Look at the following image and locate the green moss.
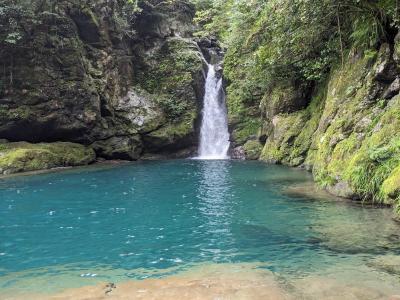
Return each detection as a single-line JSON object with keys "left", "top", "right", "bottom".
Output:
{"left": 0, "top": 142, "right": 96, "bottom": 175}
{"left": 0, "top": 105, "right": 33, "bottom": 120}
{"left": 260, "top": 82, "right": 326, "bottom": 167}
{"left": 310, "top": 55, "right": 373, "bottom": 186}
{"left": 260, "top": 83, "right": 300, "bottom": 117}
{"left": 243, "top": 140, "right": 263, "bottom": 160}
{"left": 147, "top": 112, "right": 196, "bottom": 141}
{"left": 310, "top": 60, "right": 400, "bottom": 203}
{"left": 260, "top": 111, "right": 307, "bottom": 165}
{"left": 137, "top": 37, "right": 203, "bottom": 121}
{"left": 258, "top": 48, "right": 400, "bottom": 213}
{"left": 382, "top": 166, "right": 400, "bottom": 200}
{"left": 231, "top": 116, "right": 261, "bottom": 145}
{"left": 328, "top": 135, "right": 360, "bottom": 176}
{"left": 290, "top": 86, "right": 326, "bottom": 163}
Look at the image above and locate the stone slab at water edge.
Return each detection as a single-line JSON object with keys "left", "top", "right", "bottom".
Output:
{"left": 0, "top": 142, "right": 96, "bottom": 175}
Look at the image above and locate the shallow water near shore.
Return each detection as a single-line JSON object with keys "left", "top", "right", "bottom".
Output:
{"left": 1, "top": 160, "right": 400, "bottom": 299}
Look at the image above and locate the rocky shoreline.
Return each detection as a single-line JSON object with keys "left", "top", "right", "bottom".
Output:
{"left": 3, "top": 263, "right": 400, "bottom": 300}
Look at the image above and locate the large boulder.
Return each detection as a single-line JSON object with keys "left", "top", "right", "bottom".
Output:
{"left": 0, "top": 141, "right": 95, "bottom": 175}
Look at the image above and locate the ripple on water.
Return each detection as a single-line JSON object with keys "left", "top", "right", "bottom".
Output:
{"left": 0, "top": 161, "right": 400, "bottom": 298}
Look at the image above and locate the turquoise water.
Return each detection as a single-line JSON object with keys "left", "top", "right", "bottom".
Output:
{"left": 1, "top": 160, "right": 400, "bottom": 295}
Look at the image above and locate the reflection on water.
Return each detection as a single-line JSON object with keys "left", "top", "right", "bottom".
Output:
{"left": 196, "top": 160, "right": 236, "bottom": 262}
{"left": 197, "top": 160, "right": 232, "bottom": 229}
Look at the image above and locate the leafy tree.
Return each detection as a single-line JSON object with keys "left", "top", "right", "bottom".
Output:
{"left": 191, "top": 0, "right": 399, "bottom": 115}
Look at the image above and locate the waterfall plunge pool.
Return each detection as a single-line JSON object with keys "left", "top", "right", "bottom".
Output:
{"left": 1, "top": 160, "right": 400, "bottom": 299}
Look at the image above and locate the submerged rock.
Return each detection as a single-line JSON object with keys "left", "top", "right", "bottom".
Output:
{"left": 368, "top": 255, "right": 400, "bottom": 276}
{"left": 15, "top": 263, "right": 289, "bottom": 300}
{"left": 326, "top": 181, "right": 359, "bottom": 200}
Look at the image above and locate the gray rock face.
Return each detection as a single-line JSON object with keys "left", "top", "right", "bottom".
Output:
{"left": 374, "top": 44, "right": 398, "bottom": 83}
{"left": 92, "top": 136, "right": 142, "bottom": 160}
{"left": 230, "top": 146, "right": 246, "bottom": 160}
{"left": 0, "top": 0, "right": 205, "bottom": 160}
{"left": 383, "top": 77, "right": 400, "bottom": 99}
{"left": 260, "top": 81, "right": 311, "bottom": 122}
{"left": 198, "top": 37, "right": 225, "bottom": 65}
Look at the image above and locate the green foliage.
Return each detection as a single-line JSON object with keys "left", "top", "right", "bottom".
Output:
{"left": 137, "top": 37, "right": 203, "bottom": 120}
{"left": 345, "top": 139, "right": 400, "bottom": 203}
{"left": 192, "top": 0, "right": 234, "bottom": 38}
{"left": 243, "top": 140, "right": 263, "bottom": 160}
{"left": 232, "top": 117, "right": 261, "bottom": 145}
{"left": 193, "top": 0, "right": 399, "bottom": 136}
{"left": 156, "top": 96, "right": 189, "bottom": 120}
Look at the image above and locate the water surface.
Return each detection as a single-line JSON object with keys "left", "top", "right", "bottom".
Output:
{"left": 0, "top": 160, "right": 399, "bottom": 298}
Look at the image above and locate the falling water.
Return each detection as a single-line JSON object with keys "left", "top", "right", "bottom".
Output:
{"left": 198, "top": 64, "right": 230, "bottom": 159}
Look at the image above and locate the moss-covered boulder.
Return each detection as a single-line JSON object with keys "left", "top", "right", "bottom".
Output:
{"left": 382, "top": 166, "right": 400, "bottom": 200}
{"left": 243, "top": 140, "right": 263, "bottom": 160}
{"left": 0, "top": 142, "right": 96, "bottom": 175}
{"left": 230, "top": 114, "right": 262, "bottom": 146}
{"left": 260, "top": 112, "right": 307, "bottom": 165}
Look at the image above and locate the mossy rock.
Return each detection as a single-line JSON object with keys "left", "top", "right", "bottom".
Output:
{"left": 230, "top": 113, "right": 261, "bottom": 145}
{"left": 143, "top": 112, "right": 197, "bottom": 152}
{"left": 308, "top": 53, "right": 400, "bottom": 206}
{"left": 260, "top": 82, "right": 309, "bottom": 119}
{"left": 257, "top": 46, "right": 400, "bottom": 214}
{"left": 137, "top": 37, "right": 204, "bottom": 121}
{"left": 243, "top": 140, "right": 263, "bottom": 160}
{"left": 382, "top": 166, "right": 400, "bottom": 200}
{"left": 260, "top": 111, "right": 308, "bottom": 166}
{"left": 0, "top": 142, "right": 96, "bottom": 175}
{"left": 260, "top": 83, "right": 326, "bottom": 167}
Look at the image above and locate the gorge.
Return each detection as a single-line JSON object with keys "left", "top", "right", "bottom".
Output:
{"left": 1, "top": 0, "right": 400, "bottom": 299}
{"left": 1, "top": 0, "right": 398, "bottom": 212}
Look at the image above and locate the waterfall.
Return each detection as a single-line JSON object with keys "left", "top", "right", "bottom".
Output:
{"left": 197, "top": 64, "right": 230, "bottom": 159}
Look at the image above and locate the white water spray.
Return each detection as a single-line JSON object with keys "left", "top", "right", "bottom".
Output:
{"left": 197, "top": 64, "right": 230, "bottom": 159}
